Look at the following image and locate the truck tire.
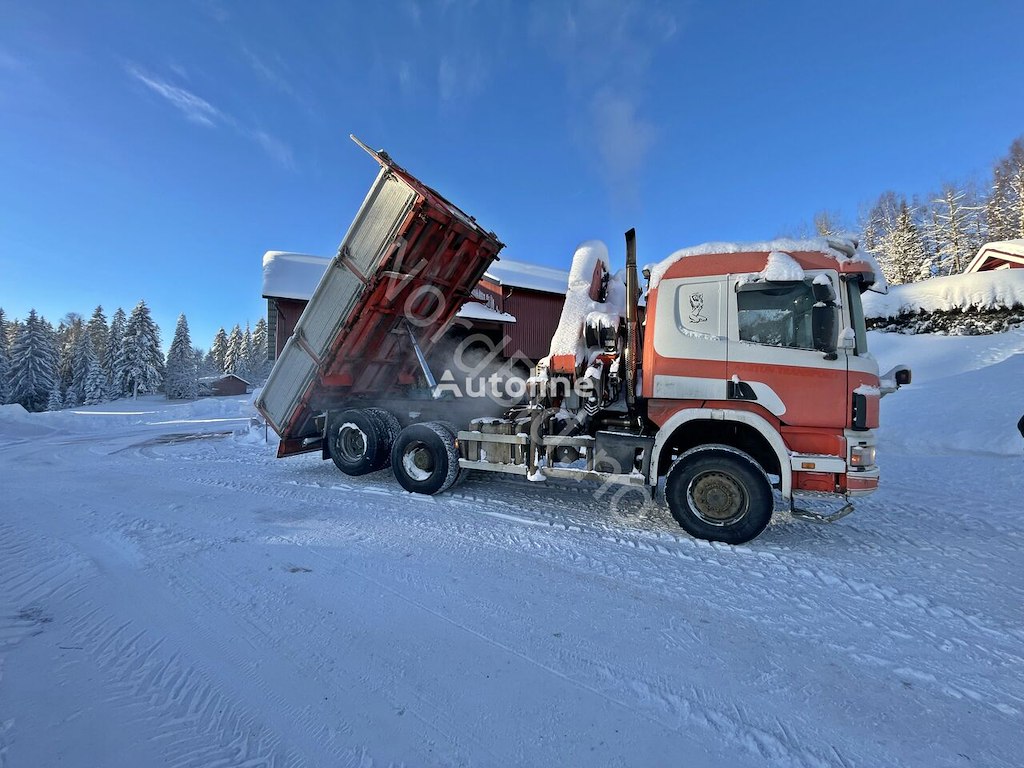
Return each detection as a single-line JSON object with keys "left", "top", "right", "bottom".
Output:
{"left": 434, "top": 420, "right": 466, "bottom": 488}
{"left": 365, "top": 407, "right": 402, "bottom": 469}
{"left": 326, "top": 409, "right": 387, "bottom": 476}
{"left": 390, "top": 422, "right": 460, "bottom": 495}
{"left": 665, "top": 446, "right": 773, "bottom": 544}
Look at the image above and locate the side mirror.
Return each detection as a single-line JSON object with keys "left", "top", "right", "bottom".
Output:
{"left": 880, "top": 365, "right": 912, "bottom": 396}
{"left": 811, "top": 305, "right": 838, "bottom": 357}
{"left": 812, "top": 278, "right": 836, "bottom": 304}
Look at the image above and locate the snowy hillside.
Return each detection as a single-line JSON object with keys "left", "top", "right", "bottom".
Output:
{"left": 1, "top": 330, "right": 1022, "bottom": 767}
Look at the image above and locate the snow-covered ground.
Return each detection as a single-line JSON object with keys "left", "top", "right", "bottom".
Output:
{"left": 1, "top": 329, "right": 1023, "bottom": 768}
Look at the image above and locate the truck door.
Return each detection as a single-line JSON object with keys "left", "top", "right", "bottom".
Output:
{"left": 725, "top": 272, "right": 848, "bottom": 428}
{"left": 648, "top": 276, "right": 730, "bottom": 400}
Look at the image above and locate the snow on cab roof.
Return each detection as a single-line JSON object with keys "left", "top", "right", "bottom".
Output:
{"left": 646, "top": 237, "right": 878, "bottom": 290}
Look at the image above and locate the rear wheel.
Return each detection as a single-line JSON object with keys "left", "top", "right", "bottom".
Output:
{"left": 326, "top": 409, "right": 387, "bottom": 476}
{"left": 391, "top": 422, "right": 461, "bottom": 495}
{"left": 665, "top": 446, "right": 773, "bottom": 544}
{"left": 365, "top": 408, "right": 402, "bottom": 468}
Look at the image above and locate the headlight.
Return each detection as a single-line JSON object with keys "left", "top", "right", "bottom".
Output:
{"left": 850, "top": 445, "right": 876, "bottom": 467}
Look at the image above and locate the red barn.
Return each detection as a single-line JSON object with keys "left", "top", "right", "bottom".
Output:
{"left": 965, "top": 240, "right": 1024, "bottom": 273}
{"left": 261, "top": 251, "right": 567, "bottom": 364}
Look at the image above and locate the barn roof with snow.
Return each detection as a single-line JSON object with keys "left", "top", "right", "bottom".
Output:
{"left": 262, "top": 251, "right": 568, "bottom": 305}
{"left": 965, "top": 240, "right": 1024, "bottom": 273}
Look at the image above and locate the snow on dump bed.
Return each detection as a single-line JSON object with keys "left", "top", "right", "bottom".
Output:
{"left": 647, "top": 237, "right": 883, "bottom": 289}
{"left": 863, "top": 269, "right": 1024, "bottom": 318}
{"left": 548, "top": 240, "right": 626, "bottom": 359}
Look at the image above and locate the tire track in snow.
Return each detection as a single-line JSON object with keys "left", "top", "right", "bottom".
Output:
{"left": 0, "top": 520, "right": 303, "bottom": 768}
{"left": 169, "top": 458, "right": 1024, "bottom": 732}
{"left": 180, "top": 468, "right": 1024, "bottom": 660}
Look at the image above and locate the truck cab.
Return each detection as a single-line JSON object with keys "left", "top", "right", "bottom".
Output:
{"left": 642, "top": 242, "right": 908, "bottom": 541}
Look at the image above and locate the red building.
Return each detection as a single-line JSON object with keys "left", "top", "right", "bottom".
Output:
{"left": 965, "top": 240, "right": 1024, "bottom": 273}
{"left": 262, "top": 252, "right": 568, "bottom": 364}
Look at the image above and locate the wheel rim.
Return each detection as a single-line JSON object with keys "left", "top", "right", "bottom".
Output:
{"left": 335, "top": 426, "right": 366, "bottom": 462}
{"left": 402, "top": 441, "right": 435, "bottom": 481}
{"left": 687, "top": 470, "right": 748, "bottom": 526}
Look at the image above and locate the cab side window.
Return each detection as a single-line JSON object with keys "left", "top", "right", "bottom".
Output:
{"left": 737, "top": 282, "right": 816, "bottom": 349}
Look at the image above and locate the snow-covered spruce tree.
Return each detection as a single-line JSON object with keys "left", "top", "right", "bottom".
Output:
{"left": 165, "top": 314, "right": 198, "bottom": 400}
{"left": 251, "top": 317, "right": 270, "bottom": 383}
{"left": 68, "top": 330, "right": 98, "bottom": 407}
{"left": 105, "top": 308, "right": 127, "bottom": 399}
{"left": 83, "top": 359, "right": 106, "bottom": 405}
{"left": 888, "top": 201, "right": 929, "bottom": 285}
{"left": 8, "top": 309, "right": 58, "bottom": 412}
{"left": 121, "top": 300, "right": 163, "bottom": 398}
{"left": 209, "top": 328, "right": 228, "bottom": 374}
{"left": 239, "top": 322, "right": 254, "bottom": 381}
{"left": 224, "top": 324, "right": 244, "bottom": 376}
{"left": 46, "top": 381, "right": 64, "bottom": 411}
{"left": 56, "top": 315, "right": 84, "bottom": 403}
{"left": 862, "top": 194, "right": 927, "bottom": 285}
{"left": 86, "top": 305, "right": 109, "bottom": 370}
{"left": 0, "top": 307, "right": 10, "bottom": 404}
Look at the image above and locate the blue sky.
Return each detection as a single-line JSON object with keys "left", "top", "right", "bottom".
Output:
{"left": 1, "top": 0, "right": 1021, "bottom": 350}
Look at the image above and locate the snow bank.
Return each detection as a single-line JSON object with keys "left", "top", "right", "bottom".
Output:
{"left": 0, "top": 395, "right": 261, "bottom": 437}
{"left": 863, "top": 270, "right": 1024, "bottom": 319}
{"left": 870, "top": 327, "right": 1024, "bottom": 456}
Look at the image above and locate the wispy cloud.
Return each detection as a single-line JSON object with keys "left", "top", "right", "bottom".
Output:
{"left": 125, "top": 63, "right": 295, "bottom": 169}
{"left": 529, "top": 0, "right": 679, "bottom": 205}
{"left": 438, "top": 53, "right": 486, "bottom": 105}
{"left": 240, "top": 45, "right": 297, "bottom": 100}
{"left": 249, "top": 129, "right": 295, "bottom": 170}
{"left": 127, "top": 65, "right": 222, "bottom": 127}
{"left": 382, "top": 1, "right": 507, "bottom": 111}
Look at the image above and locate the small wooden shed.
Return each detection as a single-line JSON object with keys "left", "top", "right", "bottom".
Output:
{"left": 199, "top": 374, "right": 251, "bottom": 397}
{"left": 965, "top": 240, "right": 1024, "bottom": 273}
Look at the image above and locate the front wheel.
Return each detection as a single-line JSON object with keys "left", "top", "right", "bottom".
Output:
{"left": 665, "top": 447, "right": 773, "bottom": 544}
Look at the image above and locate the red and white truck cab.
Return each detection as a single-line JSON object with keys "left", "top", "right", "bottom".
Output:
{"left": 643, "top": 240, "right": 910, "bottom": 535}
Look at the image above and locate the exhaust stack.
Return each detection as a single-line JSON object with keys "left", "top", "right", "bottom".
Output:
{"left": 624, "top": 228, "right": 640, "bottom": 427}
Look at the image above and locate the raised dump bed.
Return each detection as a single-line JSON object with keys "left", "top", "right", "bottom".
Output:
{"left": 255, "top": 138, "right": 504, "bottom": 456}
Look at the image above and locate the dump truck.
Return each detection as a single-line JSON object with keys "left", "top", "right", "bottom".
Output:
{"left": 255, "top": 138, "right": 910, "bottom": 544}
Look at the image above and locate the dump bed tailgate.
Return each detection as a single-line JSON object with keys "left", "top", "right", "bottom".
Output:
{"left": 255, "top": 141, "right": 503, "bottom": 453}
